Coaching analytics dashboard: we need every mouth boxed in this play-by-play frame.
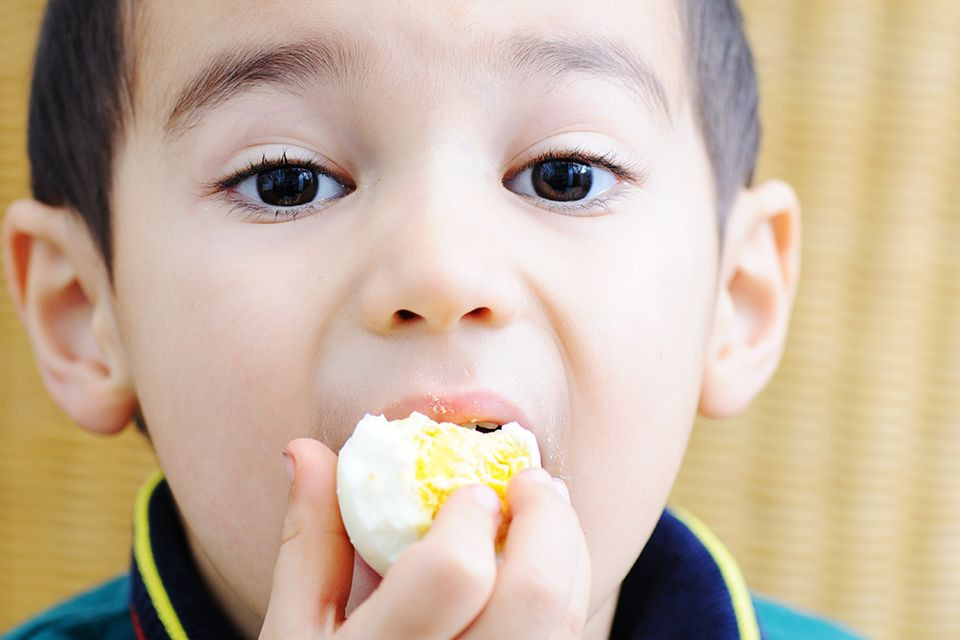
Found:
[466,421,502,433]
[377,391,534,435]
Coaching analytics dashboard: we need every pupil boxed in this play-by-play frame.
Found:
[533,161,592,202]
[257,167,319,206]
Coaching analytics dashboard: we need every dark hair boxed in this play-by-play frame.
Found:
[681,0,760,238]
[27,0,132,271]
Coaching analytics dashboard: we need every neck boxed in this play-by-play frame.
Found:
[185,527,263,638]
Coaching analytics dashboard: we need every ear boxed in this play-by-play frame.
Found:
[2,198,137,434]
[698,180,802,419]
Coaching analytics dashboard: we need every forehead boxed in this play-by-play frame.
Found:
[131,0,687,134]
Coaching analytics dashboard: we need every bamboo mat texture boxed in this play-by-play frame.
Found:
[1,1,958,638]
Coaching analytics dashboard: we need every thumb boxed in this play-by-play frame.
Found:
[260,438,354,639]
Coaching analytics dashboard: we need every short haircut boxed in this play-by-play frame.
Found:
[26,0,758,269]
[681,0,760,237]
[27,0,132,270]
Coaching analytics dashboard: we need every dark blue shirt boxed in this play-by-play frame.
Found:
[4,471,862,639]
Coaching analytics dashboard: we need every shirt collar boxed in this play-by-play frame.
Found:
[129,472,761,640]
[129,471,245,640]
[610,506,762,640]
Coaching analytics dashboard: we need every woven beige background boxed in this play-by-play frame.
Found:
[1,1,958,638]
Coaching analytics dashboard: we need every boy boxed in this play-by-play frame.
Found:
[2,0,859,637]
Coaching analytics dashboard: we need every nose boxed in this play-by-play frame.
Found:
[360,194,523,334]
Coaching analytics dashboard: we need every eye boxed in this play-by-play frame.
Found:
[504,147,639,214]
[234,162,347,209]
[208,151,354,221]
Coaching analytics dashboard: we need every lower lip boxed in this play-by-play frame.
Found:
[378,391,532,429]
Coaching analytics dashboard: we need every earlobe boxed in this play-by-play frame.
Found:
[2,198,137,434]
[699,180,801,419]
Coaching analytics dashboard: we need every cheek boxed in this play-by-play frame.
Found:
[113,217,343,613]
[551,195,716,609]
[569,259,712,608]
[122,239,316,458]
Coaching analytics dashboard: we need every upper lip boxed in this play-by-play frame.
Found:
[377,390,533,430]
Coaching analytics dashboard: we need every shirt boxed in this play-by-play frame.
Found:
[4,471,862,639]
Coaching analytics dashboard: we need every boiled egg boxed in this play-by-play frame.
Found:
[336,411,541,576]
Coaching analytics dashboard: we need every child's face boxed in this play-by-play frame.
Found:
[112,0,717,631]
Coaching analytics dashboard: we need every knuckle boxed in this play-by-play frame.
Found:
[278,510,304,548]
[415,541,494,598]
[436,543,493,591]
[554,603,588,640]
[513,570,584,636]
[516,570,564,615]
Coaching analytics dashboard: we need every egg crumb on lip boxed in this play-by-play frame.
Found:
[336,411,542,576]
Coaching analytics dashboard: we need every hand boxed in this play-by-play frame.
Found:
[259,438,591,639]
[454,467,591,640]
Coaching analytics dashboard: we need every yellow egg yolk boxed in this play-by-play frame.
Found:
[413,421,534,547]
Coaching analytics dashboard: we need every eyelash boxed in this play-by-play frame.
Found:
[507,145,646,215]
[208,146,646,222]
[210,151,349,222]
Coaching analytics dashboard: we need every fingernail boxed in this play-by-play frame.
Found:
[282,449,296,484]
[465,484,502,514]
[552,478,571,503]
[523,467,553,486]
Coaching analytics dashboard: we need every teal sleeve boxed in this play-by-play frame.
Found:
[753,595,865,640]
[2,575,134,640]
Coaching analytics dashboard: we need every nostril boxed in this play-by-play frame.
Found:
[391,306,492,329]
[394,309,420,322]
[466,307,492,320]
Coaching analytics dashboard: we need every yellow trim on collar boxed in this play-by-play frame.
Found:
[670,506,761,640]
[133,469,190,640]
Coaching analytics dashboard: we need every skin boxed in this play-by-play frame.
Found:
[3,0,801,638]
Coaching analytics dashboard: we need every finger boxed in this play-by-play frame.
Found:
[260,438,354,639]
[461,468,591,640]
[337,483,501,640]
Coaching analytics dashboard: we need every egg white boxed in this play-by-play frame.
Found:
[336,411,540,575]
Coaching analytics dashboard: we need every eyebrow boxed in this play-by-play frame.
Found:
[163,33,671,139]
